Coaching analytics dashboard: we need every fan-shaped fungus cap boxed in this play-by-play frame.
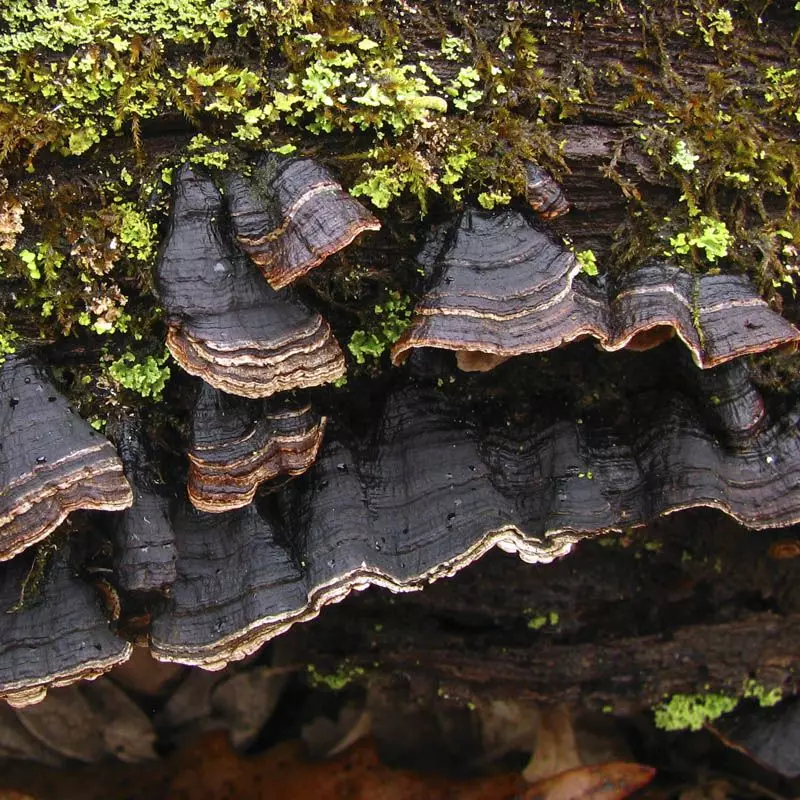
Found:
[149,502,307,668]
[158,165,345,398]
[684,359,766,439]
[187,383,326,513]
[0,355,133,562]
[151,373,800,669]
[110,417,176,595]
[524,164,570,220]
[391,211,800,370]
[607,263,800,368]
[225,155,381,290]
[0,547,132,707]
[711,700,800,779]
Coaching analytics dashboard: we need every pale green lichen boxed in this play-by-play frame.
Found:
[576,249,598,276]
[654,693,738,731]
[525,609,560,630]
[654,680,783,731]
[306,661,365,690]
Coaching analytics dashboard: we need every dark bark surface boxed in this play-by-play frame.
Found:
[300,509,800,712]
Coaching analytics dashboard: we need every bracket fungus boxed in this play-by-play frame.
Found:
[187,383,326,513]
[0,355,133,562]
[391,210,800,371]
[0,546,132,707]
[158,164,346,398]
[150,363,800,669]
[524,164,570,220]
[224,155,381,290]
[110,418,176,595]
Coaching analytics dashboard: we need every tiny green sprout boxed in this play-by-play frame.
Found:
[670,217,733,263]
[671,140,699,172]
[107,349,170,400]
[352,165,405,209]
[440,36,471,61]
[0,325,19,362]
[576,249,598,276]
[348,291,412,364]
[19,249,40,280]
[114,203,156,262]
[699,8,734,47]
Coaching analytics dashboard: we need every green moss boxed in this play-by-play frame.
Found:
[743,679,783,708]
[306,661,366,690]
[347,290,412,365]
[526,609,560,630]
[576,249,599,277]
[654,679,784,731]
[107,348,170,400]
[654,692,738,731]
[1,0,799,415]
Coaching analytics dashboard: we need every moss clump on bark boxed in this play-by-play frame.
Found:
[0,0,798,416]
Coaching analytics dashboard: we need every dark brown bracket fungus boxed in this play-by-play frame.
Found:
[524,164,570,219]
[0,356,133,562]
[391,210,800,371]
[224,155,381,290]
[150,363,800,669]
[110,418,177,595]
[187,383,326,513]
[0,546,132,707]
[158,165,346,398]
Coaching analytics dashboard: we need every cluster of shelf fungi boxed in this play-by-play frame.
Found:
[2,153,800,709]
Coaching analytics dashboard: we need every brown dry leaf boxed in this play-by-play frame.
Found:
[167,734,529,800]
[520,762,656,800]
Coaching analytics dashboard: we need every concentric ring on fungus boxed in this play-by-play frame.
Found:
[157,164,345,398]
[187,383,326,513]
[0,355,133,562]
[391,209,800,371]
[224,154,381,290]
[0,546,132,707]
[150,360,800,669]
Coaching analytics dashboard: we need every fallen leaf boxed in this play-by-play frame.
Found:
[167,734,529,800]
[520,762,656,800]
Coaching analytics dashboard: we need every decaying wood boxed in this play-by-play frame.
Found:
[301,510,800,711]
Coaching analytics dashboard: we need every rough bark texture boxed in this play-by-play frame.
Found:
[0,0,799,721]
[299,510,800,712]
